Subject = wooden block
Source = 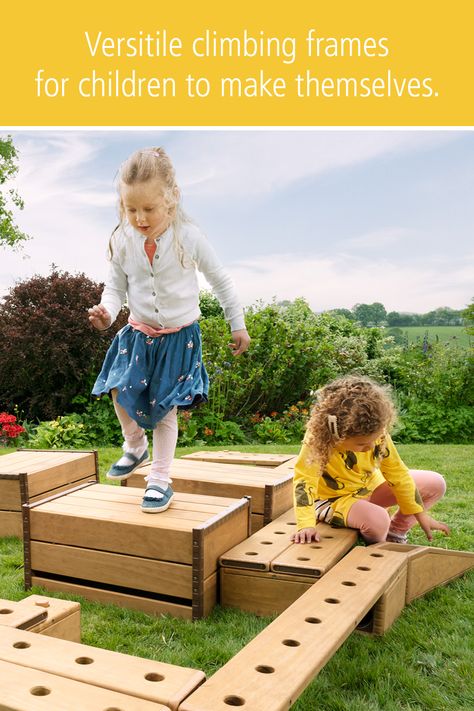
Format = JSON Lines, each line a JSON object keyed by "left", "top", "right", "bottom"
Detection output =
{"left": 26, "top": 484, "right": 249, "bottom": 619}
{"left": 271, "top": 526, "right": 357, "bottom": 577}
{"left": 0, "top": 595, "right": 81, "bottom": 642}
{"left": 180, "top": 546, "right": 406, "bottom": 711}
{"left": 0, "top": 627, "right": 204, "bottom": 710}
{"left": 181, "top": 451, "right": 294, "bottom": 467}
{"left": 0, "top": 658, "right": 170, "bottom": 710}
{"left": 272, "top": 455, "right": 298, "bottom": 473}
{"left": 373, "top": 542, "right": 474, "bottom": 603}
{"left": 357, "top": 565, "right": 408, "bottom": 636}
{"left": 220, "top": 567, "right": 314, "bottom": 617}
{"left": 126, "top": 458, "right": 293, "bottom": 529}
{"left": 0, "top": 449, "right": 98, "bottom": 539}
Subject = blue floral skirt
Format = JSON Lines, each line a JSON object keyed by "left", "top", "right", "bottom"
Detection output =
{"left": 92, "top": 322, "right": 209, "bottom": 429}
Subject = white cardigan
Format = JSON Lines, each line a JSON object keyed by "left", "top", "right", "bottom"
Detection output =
{"left": 100, "top": 222, "right": 246, "bottom": 332}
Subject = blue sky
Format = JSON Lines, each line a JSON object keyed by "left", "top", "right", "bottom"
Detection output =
{"left": 1, "top": 129, "right": 473, "bottom": 312}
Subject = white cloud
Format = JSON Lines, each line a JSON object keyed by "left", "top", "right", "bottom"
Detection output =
{"left": 218, "top": 252, "right": 473, "bottom": 312}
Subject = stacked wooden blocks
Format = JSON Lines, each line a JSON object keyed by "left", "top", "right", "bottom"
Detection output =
{"left": 124, "top": 457, "right": 294, "bottom": 533}
{"left": 0, "top": 449, "right": 98, "bottom": 538}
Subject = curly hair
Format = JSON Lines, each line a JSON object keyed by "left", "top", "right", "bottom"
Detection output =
{"left": 305, "top": 375, "right": 397, "bottom": 469}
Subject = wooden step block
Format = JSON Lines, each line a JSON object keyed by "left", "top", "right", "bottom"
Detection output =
{"left": 220, "top": 511, "right": 357, "bottom": 616}
{"left": 25, "top": 483, "right": 250, "bottom": 620}
{"left": 181, "top": 451, "right": 295, "bottom": 467}
{"left": 0, "top": 626, "right": 204, "bottom": 710}
{"left": 18, "top": 595, "right": 81, "bottom": 641}
{"left": 0, "top": 658, "right": 170, "bottom": 710}
{"left": 0, "top": 449, "right": 98, "bottom": 538}
{"left": 0, "top": 598, "right": 48, "bottom": 630}
{"left": 124, "top": 458, "right": 293, "bottom": 532}
{"left": 373, "top": 542, "right": 474, "bottom": 603}
{"left": 272, "top": 455, "right": 298, "bottom": 473}
{"left": 180, "top": 546, "right": 406, "bottom": 711}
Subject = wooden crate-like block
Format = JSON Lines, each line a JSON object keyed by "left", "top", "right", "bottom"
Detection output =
{"left": 220, "top": 510, "right": 357, "bottom": 616}
{"left": 25, "top": 483, "right": 250, "bottom": 620}
{"left": 181, "top": 450, "right": 295, "bottom": 467}
{"left": 0, "top": 595, "right": 80, "bottom": 641}
{"left": 0, "top": 626, "right": 204, "bottom": 710}
{"left": 124, "top": 458, "right": 293, "bottom": 533}
{"left": 181, "top": 546, "right": 407, "bottom": 711}
{"left": 0, "top": 658, "right": 171, "bottom": 711}
{"left": 0, "top": 449, "right": 98, "bottom": 538}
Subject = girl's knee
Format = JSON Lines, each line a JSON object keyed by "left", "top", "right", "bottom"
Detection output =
{"left": 349, "top": 503, "right": 391, "bottom": 544}
{"left": 414, "top": 470, "right": 447, "bottom": 501}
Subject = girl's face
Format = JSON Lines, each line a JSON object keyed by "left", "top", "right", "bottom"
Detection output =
{"left": 121, "top": 179, "right": 172, "bottom": 240}
{"left": 335, "top": 428, "right": 384, "bottom": 453}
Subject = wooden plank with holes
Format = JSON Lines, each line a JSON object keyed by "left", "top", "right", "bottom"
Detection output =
{"left": 180, "top": 546, "right": 406, "bottom": 711}
{"left": 0, "top": 599, "right": 48, "bottom": 630}
{"left": 125, "top": 459, "right": 293, "bottom": 531}
{"left": 271, "top": 527, "right": 357, "bottom": 577}
{"left": 181, "top": 451, "right": 294, "bottom": 467}
{"left": 26, "top": 484, "right": 249, "bottom": 620}
{"left": 0, "top": 449, "right": 98, "bottom": 539}
{"left": 0, "top": 658, "right": 171, "bottom": 711}
{"left": 0, "top": 627, "right": 204, "bottom": 711}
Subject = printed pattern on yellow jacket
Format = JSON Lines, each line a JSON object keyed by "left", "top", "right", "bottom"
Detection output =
{"left": 293, "top": 433, "right": 424, "bottom": 530}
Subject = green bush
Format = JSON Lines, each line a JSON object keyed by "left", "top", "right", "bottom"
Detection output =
{"left": 398, "top": 400, "right": 474, "bottom": 443}
{"left": 28, "top": 414, "right": 91, "bottom": 449}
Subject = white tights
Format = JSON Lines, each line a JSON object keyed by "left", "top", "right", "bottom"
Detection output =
{"left": 111, "top": 390, "right": 178, "bottom": 485}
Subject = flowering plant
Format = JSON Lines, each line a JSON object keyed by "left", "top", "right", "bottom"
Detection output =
{"left": 0, "top": 412, "right": 25, "bottom": 446}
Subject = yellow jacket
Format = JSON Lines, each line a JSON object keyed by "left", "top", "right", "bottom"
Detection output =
{"left": 293, "top": 433, "right": 424, "bottom": 530}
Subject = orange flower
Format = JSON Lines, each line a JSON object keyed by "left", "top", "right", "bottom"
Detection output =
{"left": 270, "top": 411, "right": 278, "bottom": 418}
{"left": 203, "top": 427, "right": 214, "bottom": 436}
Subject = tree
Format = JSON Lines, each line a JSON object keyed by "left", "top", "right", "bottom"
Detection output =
{"left": 0, "top": 135, "right": 29, "bottom": 248}
{"left": 353, "top": 302, "right": 387, "bottom": 326}
{"left": 329, "top": 308, "right": 355, "bottom": 321}
{"left": 463, "top": 299, "right": 474, "bottom": 336}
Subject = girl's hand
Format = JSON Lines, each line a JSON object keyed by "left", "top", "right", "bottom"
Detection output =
{"left": 291, "top": 527, "right": 320, "bottom": 544}
{"left": 229, "top": 329, "right": 251, "bottom": 356}
{"left": 88, "top": 304, "right": 112, "bottom": 331}
{"left": 415, "top": 511, "right": 450, "bottom": 541}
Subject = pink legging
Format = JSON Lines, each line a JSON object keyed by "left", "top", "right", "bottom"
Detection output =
{"left": 111, "top": 390, "right": 178, "bottom": 485}
{"left": 346, "top": 470, "right": 446, "bottom": 543}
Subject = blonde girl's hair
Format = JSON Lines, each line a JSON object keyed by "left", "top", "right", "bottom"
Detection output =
{"left": 109, "top": 146, "right": 191, "bottom": 265}
{"left": 305, "top": 375, "right": 397, "bottom": 469}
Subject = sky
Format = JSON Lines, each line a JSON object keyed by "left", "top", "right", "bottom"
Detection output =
{"left": 1, "top": 129, "right": 473, "bottom": 313}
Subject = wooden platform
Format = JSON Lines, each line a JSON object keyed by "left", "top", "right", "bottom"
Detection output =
{"left": 25, "top": 483, "right": 250, "bottom": 620}
{"left": 181, "top": 450, "right": 295, "bottom": 467}
{"left": 124, "top": 458, "right": 293, "bottom": 533}
{"left": 0, "top": 626, "right": 205, "bottom": 710}
{"left": 220, "top": 509, "right": 357, "bottom": 616}
{"left": 0, "top": 449, "right": 98, "bottom": 538}
{"left": 0, "top": 595, "right": 81, "bottom": 641}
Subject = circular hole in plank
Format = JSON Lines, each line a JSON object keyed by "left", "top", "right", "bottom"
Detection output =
{"left": 305, "top": 617, "right": 322, "bottom": 624}
{"left": 75, "top": 657, "right": 94, "bottom": 665}
{"left": 274, "top": 531, "right": 285, "bottom": 535}
{"left": 310, "top": 545, "right": 322, "bottom": 549}
{"left": 286, "top": 522, "right": 296, "bottom": 526}
{"left": 255, "top": 665, "right": 275, "bottom": 674}
{"left": 104, "top": 708, "right": 124, "bottom": 711}
{"left": 282, "top": 639, "right": 301, "bottom": 647}
{"left": 322, "top": 535, "right": 334, "bottom": 539}
{"left": 30, "top": 687, "right": 51, "bottom": 696}
{"left": 13, "top": 642, "right": 31, "bottom": 649}
{"left": 324, "top": 598, "right": 340, "bottom": 604}
{"left": 260, "top": 541, "right": 273, "bottom": 545}
{"left": 341, "top": 581, "right": 357, "bottom": 586}
{"left": 245, "top": 551, "right": 258, "bottom": 556}
{"left": 224, "top": 695, "right": 246, "bottom": 706}
{"left": 370, "top": 553, "right": 384, "bottom": 558}
{"left": 297, "top": 557, "right": 310, "bottom": 561}
{"left": 145, "top": 673, "right": 164, "bottom": 682}
{"left": 357, "top": 566, "right": 371, "bottom": 571}
{"left": 0, "top": 609, "right": 13, "bottom": 614}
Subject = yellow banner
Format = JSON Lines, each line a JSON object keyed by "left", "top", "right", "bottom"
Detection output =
{"left": 2, "top": 0, "right": 473, "bottom": 126}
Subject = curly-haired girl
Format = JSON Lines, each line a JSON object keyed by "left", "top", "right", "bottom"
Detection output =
{"left": 292, "top": 375, "right": 449, "bottom": 544}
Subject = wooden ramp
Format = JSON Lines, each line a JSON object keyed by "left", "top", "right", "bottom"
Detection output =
{"left": 0, "top": 595, "right": 81, "bottom": 641}
{"left": 181, "top": 451, "right": 295, "bottom": 467}
{"left": 0, "top": 626, "right": 204, "bottom": 711}
{"left": 220, "top": 509, "right": 357, "bottom": 616}
{"left": 127, "top": 458, "right": 293, "bottom": 532}
{"left": 180, "top": 546, "right": 407, "bottom": 711}
{"left": 0, "top": 658, "right": 171, "bottom": 711}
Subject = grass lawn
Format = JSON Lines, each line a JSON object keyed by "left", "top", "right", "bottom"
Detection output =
{"left": 0, "top": 443, "right": 473, "bottom": 710}
{"left": 393, "top": 325, "right": 471, "bottom": 349}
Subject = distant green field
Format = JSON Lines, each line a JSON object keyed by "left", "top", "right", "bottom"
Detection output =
{"left": 387, "top": 325, "right": 471, "bottom": 348}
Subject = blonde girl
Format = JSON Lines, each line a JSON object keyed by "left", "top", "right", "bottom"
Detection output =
{"left": 89, "top": 147, "right": 250, "bottom": 512}
{"left": 292, "top": 375, "right": 449, "bottom": 544}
